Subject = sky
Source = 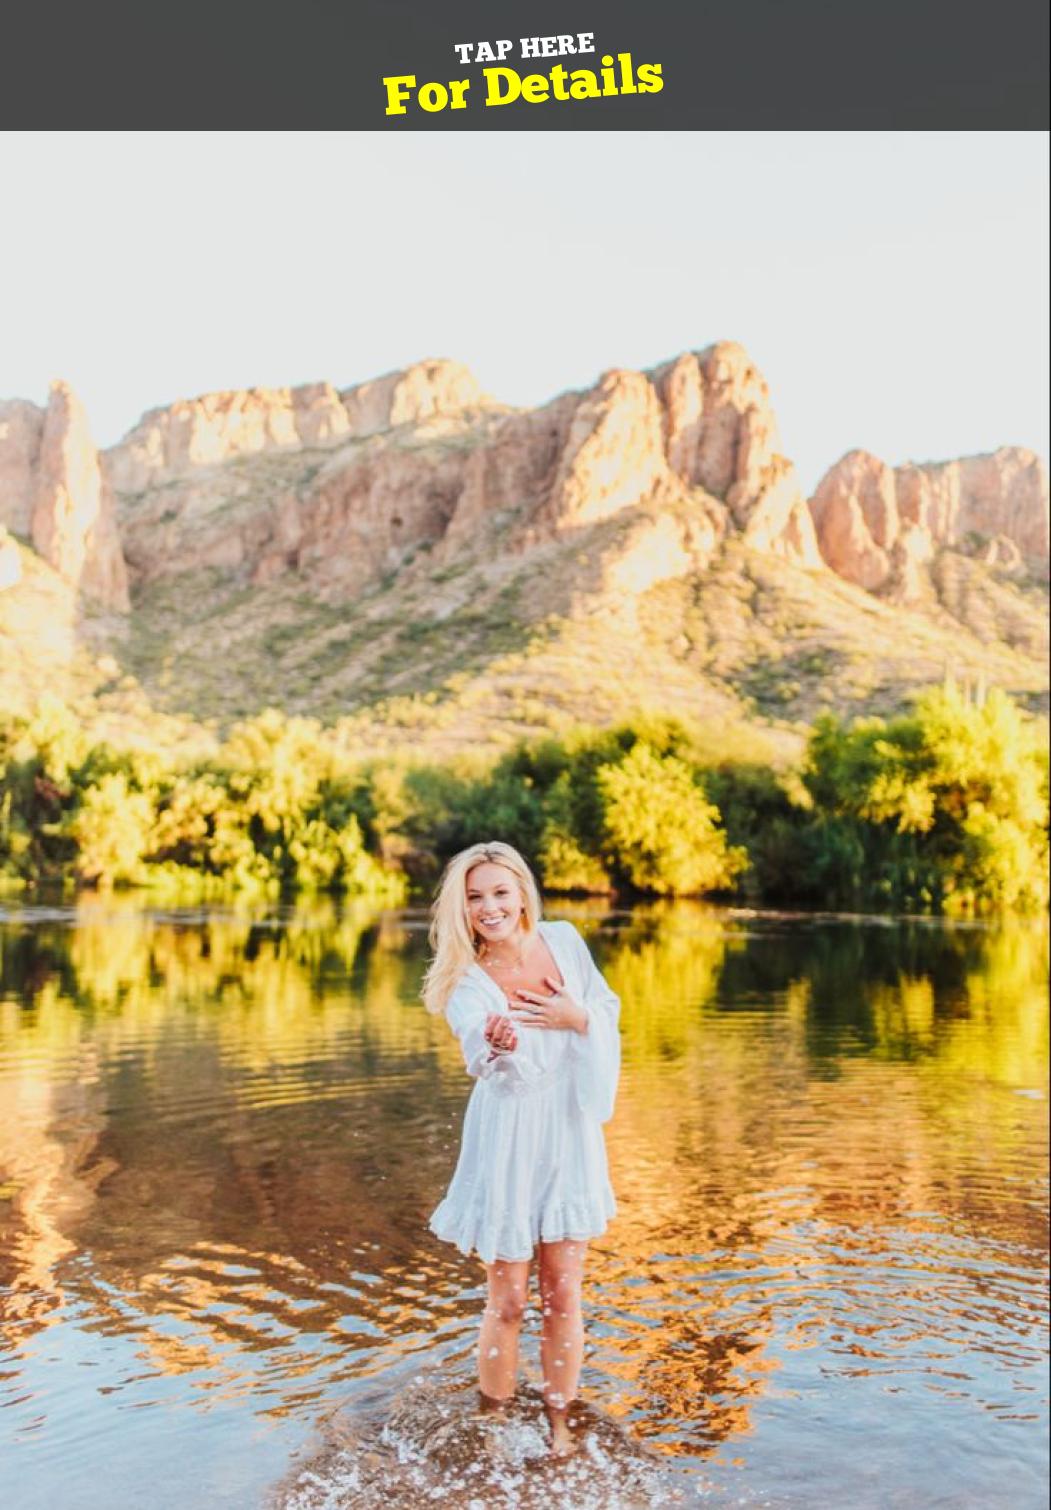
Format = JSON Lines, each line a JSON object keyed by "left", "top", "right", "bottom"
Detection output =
{"left": 2, "top": 131, "right": 1047, "bottom": 492}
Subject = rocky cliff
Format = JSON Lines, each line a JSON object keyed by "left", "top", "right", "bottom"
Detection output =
{"left": 1, "top": 344, "right": 1046, "bottom": 745}
{"left": 7, "top": 345, "right": 1045, "bottom": 620}
{"left": 810, "top": 446, "right": 1049, "bottom": 600}
{"left": 112, "top": 341, "right": 822, "bottom": 599}
{"left": 104, "top": 359, "right": 499, "bottom": 493}
{"left": 0, "top": 382, "right": 129, "bottom": 610}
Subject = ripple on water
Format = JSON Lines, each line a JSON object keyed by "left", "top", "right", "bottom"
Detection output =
{"left": 268, "top": 1377, "right": 691, "bottom": 1510}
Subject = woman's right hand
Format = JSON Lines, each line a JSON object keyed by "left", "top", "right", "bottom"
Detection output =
{"left": 484, "top": 1011, "right": 518, "bottom": 1055}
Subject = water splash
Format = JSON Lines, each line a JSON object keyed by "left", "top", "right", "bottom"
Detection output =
{"left": 270, "top": 1377, "right": 684, "bottom": 1509}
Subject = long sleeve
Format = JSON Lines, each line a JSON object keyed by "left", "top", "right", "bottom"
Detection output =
{"left": 445, "top": 980, "right": 529, "bottom": 1087}
{"left": 564, "top": 923, "right": 621, "bottom": 1123}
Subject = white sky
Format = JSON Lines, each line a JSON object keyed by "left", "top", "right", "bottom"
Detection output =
{"left": 2, "top": 131, "right": 1047, "bottom": 491}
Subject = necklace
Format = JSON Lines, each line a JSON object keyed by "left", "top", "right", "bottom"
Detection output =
{"left": 481, "top": 940, "right": 527, "bottom": 974}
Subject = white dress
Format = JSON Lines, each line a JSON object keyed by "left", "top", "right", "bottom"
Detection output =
{"left": 428, "top": 918, "right": 621, "bottom": 1264}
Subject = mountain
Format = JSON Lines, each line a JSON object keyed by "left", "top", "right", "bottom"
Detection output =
{"left": 0, "top": 345, "right": 1046, "bottom": 759}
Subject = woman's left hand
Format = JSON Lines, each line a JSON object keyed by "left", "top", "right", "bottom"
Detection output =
{"left": 508, "top": 976, "right": 588, "bottom": 1034}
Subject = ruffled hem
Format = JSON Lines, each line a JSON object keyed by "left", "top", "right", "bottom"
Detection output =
{"left": 429, "top": 1193, "right": 616, "bottom": 1264}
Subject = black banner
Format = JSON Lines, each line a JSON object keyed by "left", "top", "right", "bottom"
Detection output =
{"left": 1, "top": 0, "right": 1047, "bottom": 129}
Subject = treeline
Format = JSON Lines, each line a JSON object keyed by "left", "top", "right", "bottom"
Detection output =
{"left": 0, "top": 683, "right": 1047, "bottom": 913}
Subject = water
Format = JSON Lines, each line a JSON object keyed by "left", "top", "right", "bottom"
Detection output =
{"left": 0, "top": 898, "right": 1047, "bottom": 1508}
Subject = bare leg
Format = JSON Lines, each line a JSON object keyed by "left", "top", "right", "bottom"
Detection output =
{"left": 478, "top": 1258, "right": 530, "bottom": 1404}
{"left": 538, "top": 1238, "right": 587, "bottom": 1455}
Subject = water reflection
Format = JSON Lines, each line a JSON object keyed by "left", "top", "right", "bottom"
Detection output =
{"left": 0, "top": 900, "right": 1047, "bottom": 1509}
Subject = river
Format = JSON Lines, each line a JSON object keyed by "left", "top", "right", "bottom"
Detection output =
{"left": 1, "top": 899, "right": 1047, "bottom": 1508}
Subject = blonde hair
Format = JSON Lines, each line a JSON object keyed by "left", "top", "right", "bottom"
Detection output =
{"left": 421, "top": 841, "right": 543, "bottom": 1016}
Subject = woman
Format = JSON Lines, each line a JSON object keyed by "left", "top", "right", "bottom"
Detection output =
{"left": 423, "top": 840, "right": 621, "bottom": 1458}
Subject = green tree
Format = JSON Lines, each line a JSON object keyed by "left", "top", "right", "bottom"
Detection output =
{"left": 802, "top": 683, "right": 1049, "bottom": 913}
{"left": 596, "top": 742, "right": 747, "bottom": 896}
{"left": 538, "top": 771, "right": 612, "bottom": 893}
{"left": 66, "top": 772, "right": 155, "bottom": 887}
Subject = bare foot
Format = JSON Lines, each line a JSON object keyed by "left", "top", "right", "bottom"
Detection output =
{"left": 477, "top": 1388, "right": 513, "bottom": 1412}
{"left": 546, "top": 1410, "right": 577, "bottom": 1458}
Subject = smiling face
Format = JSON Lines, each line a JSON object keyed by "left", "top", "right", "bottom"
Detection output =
{"left": 465, "top": 861, "right": 525, "bottom": 947}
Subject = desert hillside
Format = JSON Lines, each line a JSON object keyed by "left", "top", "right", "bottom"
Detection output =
{"left": 1, "top": 344, "right": 1046, "bottom": 759}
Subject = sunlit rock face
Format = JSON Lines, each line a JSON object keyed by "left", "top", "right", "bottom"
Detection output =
{"left": 809, "top": 450, "right": 898, "bottom": 592}
{"left": 445, "top": 341, "right": 820, "bottom": 567}
{"left": 897, "top": 449, "right": 1049, "bottom": 562}
{"left": 654, "top": 342, "right": 782, "bottom": 504}
{"left": 440, "top": 390, "right": 581, "bottom": 552}
{"left": 0, "top": 397, "right": 45, "bottom": 535}
{"left": 544, "top": 368, "right": 670, "bottom": 529}
{"left": 650, "top": 343, "right": 821, "bottom": 566}
{"left": 0, "top": 525, "right": 22, "bottom": 590}
{"left": 529, "top": 341, "right": 821, "bottom": 565}
{"left": 105, "top": 382, "right": 353, "bottom": 493}
{"left": 0, "top": 383, "right": 129, "bottom": 610}
{"left": 809, "top": 446, "right": 1049, "bottom": 600}
{"left": 255, "top": 442, "right": 471, "bottom": 596}
{"left": 103, "top": 359, "right": 497, "bottom": 492}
